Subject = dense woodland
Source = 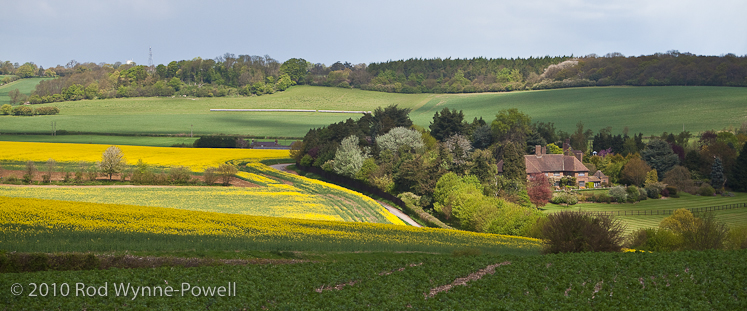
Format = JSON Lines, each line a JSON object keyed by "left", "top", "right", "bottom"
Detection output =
{"left": 1, "top": 51, "right": 746, "bottom": 105}
{"left": 292, "top": 105, "right": 747, "bottom": 237}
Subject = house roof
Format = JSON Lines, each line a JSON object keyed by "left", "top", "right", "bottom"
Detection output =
{"left": 497, "top": 154, "right": 589, "bottom": 174}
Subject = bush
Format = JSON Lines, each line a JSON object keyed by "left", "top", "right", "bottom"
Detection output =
{"left": 726, "top": 225, "right": 747, "bottom": 250}
{"left": 12, "top": 105, "right": 33, "bottom": 116}
{"left": 168, "top": 166, "right": 192, "bottom": 184}
{"left": 300, "top": 154, "right": 314, "bottom": 167}
{"left": 34, "top": 106, "right": 60, "bottom": 115}
{"left": 645, "top": 184, "right": 660, "bottom": 198}
{"left": 638, "top": 188, "right": 648, "bottom": 201}
{"left": 1, "top": 104, "right": 11, "bottom": 115}
{"left": 627, "top": 228, "right": 682, "bottom": 252}
{"left": 203, "top": 167, "right": 218, "bottom": 185}
{"left": 541, "top": 211, "right": 625, "bottom": 254}
{"left": 550, "top": 192, "right": 578, "bottom": 205}
{"left": 609, "top": 186, "right": 628, "bottom": 203}
{"left": 660, "top": 209, "right": 729, "bottom": 250}
{"left": 596, "top": 192, "right": 611, "bottom": 203}
{"left": 217, "top": 163, "right": 237, "bottom": 186}
{"left": 697, "top": 183, "right": 715, "bottom": 196}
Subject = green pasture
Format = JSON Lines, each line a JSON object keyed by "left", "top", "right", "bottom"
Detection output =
{"left": 0, "top": 134, "right": 295, "bottom": 147}
{"left": 408, "top": 86, "right": 747, "bottom": 135}
{"left": 0, "top": 77, "right": 51, "bottom": 105}
{"left": 543, "top": 192, "right": 747, "bottom": 233}
{"left": 1, "top": 85, "right": 745, "bottom": 139}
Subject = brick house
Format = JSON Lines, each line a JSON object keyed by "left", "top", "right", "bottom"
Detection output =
{"left": 497, "top": 141, "right": 609, "bottom": 188}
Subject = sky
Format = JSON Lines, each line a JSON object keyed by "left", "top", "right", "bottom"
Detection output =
{"left": 1, "top": 0, "right": 746, "bottom": 68}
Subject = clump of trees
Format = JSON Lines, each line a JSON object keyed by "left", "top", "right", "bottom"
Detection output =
{"left": 294, "top": 105, "right": 552, "bottom": 237}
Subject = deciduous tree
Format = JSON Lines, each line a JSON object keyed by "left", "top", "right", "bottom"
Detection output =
{"left": 527, "top": 173, "right": 552, "bottom": 207}
{"left": 621, "top": 157, "right": 651, "bottom": 186}
{"left": 98, "top": 146, "right": 126, "bottom": 180}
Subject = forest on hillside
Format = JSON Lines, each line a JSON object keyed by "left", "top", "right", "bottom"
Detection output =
{"left": 1, "top": 51, "right": 746, "bottom": 104}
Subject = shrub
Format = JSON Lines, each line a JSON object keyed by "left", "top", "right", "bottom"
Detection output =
{"left": 665, "top": 186, "right": 678, "bottom": 198}
{"left": 168, "top": 166, "right": 192, "bottom": 184}
{"left": 541, "top": 211, "right": 625, "bottom": 254}
{"left": 627, "top": 228, "right": 682, "bottom": 252}
{"left": 726, "top": 225, "right": 747, "bottom": 250}
{"left": 596, "top": 192, "right": 611, "bottom": 203}
{"left": 1, "top": 104, "right": 11, "bottom": 115}
{"left": 697, "top": 183, "right": 715, "bottom": 196}
{"left": 299, "top": 154, "right": 313, "bottom": 167}
{"left": 625, "top": 185, "right": 639, "bottom": 198}
{"left": 550, "top": 192, "right": 578, "bottom": 205}
{"left": 645, "top": 183, "right": 661, "bottom": 198}
{"left": 660, "top": 209, "right": 729, "bottom": 250}
{"left": 202, "top": 167, "right": 218, "bottom": 185}
{"left": 638, "top": 188, "right": 648, "bottom": 201}
{"left": 12, "top": 106, "right": 33, "bottom": 116}
{"left": 34, "top": 106, "right": 60, "bottom": 115}
{"left": 609, "top": 186, "right": 627, "bottom": 203}
{"left": 217, "top": 163, "right": 237, "bottom": 186}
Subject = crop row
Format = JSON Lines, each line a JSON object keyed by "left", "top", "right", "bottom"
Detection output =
{"left": 1, "top": 250, "right": 744, "bottom": 309}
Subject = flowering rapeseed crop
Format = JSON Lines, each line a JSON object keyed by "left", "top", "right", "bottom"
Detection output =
{"left": 0, "top": 141, "right": 288, "bottom": 171}
{"left": 0, "top": 196, "right": 542, "bottom": 254}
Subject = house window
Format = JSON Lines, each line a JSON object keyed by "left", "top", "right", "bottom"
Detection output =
{"left": 554, "top": 182, "right": 559, "bottom": 187}
{"left": 578, "top": 173, "right": 585, "bottom": 176}
{"left": 553, "top": 172, "right": 560, "bottom": 177}
{"left": 579, "top": 181, "right": 584, "bottom": 187}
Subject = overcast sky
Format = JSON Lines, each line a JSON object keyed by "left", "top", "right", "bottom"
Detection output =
{"left": 2, "top": 0, "right": 745, "bottom": 68}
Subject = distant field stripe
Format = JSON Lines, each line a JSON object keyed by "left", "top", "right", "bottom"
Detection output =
{"left": 210, "top": 109, "right": 317, "bottom": 112}
{"left": 317, "top": 110, "right": 372, "bottom": 114}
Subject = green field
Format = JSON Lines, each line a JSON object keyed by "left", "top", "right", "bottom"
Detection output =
{"left": 0, "top": 134, "right": 295, "bottom": 147}
{"left": 1, "top": 85, "right": 745, "bottom": 139}
{"left": 543, "top": 192, "right": 747, "bottom": 233}
{"left": 0, "top": 77, "right": 51, "bottom": 105}
{"left": 2, "top": 250, "right": 745, "bottom": 309}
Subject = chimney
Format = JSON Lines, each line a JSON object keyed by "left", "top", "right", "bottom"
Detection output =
{"left": 542, "top": 146, "right": 546, "bottom": 155}
{"left": 535, "top": 145, "right": 541, "bottom": 156}
{"left": 573, "top": 150, "right": 583, "bottom": 163}
{"left": 563, "top": 139, "right": 571, "bottom": 155}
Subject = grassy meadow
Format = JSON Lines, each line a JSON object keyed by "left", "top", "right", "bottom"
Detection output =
{"left": 1, "top": 85, "right": 746, "bottom": 140}
{"left": 542, "top": 192, "right": 747, "bottom": 234}
{"left": 0, "top": 134, "right": 295, "bottom": 147}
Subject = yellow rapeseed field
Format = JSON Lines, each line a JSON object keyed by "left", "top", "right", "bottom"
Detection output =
{"left": 0, "top": 196, "right": 542, "bottom": 253}
{"left": 0, "top": 141, "right": 289, "bottom": 171}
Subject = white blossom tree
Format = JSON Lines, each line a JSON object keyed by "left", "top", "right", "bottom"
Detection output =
{"left": 333, "top": 135, "right": 367, "bottom": 178}
{"left": 376, "top": 126, "right": 424, "bottom": 153}
{"left": 98, "top": 146, "right": 127, "bottom": 180}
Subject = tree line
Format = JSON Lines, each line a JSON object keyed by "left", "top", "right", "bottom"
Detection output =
{"left": 3, "top": 51, "right": 745, "bottom": 105}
